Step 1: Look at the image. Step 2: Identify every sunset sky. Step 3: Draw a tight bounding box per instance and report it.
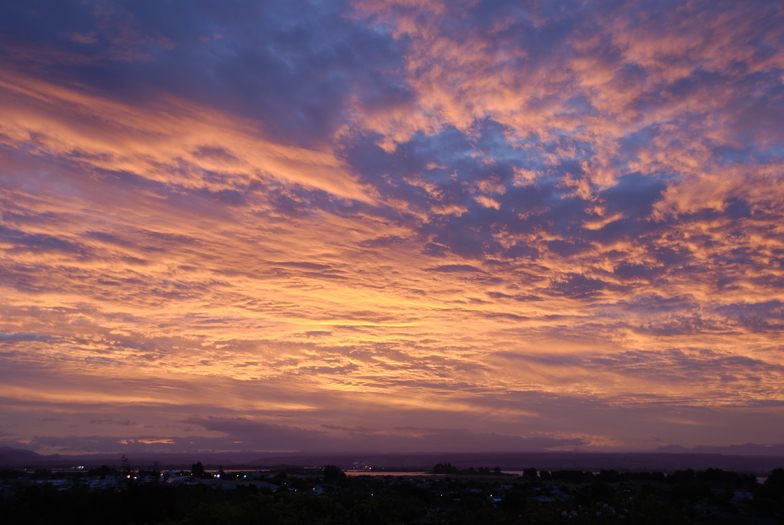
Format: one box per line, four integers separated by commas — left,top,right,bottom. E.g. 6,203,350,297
1,0,784,457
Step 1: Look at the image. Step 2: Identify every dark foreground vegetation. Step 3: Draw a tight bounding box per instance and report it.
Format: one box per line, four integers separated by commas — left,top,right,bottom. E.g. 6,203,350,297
1,465,783,524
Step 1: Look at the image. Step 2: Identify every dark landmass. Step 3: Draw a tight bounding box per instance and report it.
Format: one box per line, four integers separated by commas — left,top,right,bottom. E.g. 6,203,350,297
250,452,784,474
3,446,784,474
655,444,784,456
0,448,781,476
2,463,783,524
0,447,262,469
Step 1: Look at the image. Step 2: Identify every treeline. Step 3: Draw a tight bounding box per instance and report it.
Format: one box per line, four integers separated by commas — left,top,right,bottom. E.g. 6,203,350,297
432,463,502,475
520,467,759,487
1,466,782,524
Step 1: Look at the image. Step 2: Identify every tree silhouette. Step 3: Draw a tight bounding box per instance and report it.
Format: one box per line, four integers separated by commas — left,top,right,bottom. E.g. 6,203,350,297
151,461,161,478
191,461,205,478
433,463,458,474
323,464,345,482
121,455,132,478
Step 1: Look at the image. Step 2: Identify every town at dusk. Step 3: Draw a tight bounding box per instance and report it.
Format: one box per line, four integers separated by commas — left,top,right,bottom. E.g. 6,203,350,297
1,0,784,463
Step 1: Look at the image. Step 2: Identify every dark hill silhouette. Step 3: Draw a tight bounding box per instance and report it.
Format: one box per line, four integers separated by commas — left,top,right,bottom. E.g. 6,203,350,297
655,443,784,456
247,451,784,474
0,447,262,468
2,445,783,473
0,446,44,466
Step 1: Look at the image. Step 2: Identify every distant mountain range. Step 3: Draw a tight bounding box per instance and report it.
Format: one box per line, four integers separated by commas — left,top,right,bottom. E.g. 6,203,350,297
0,447,44,466
653,443,784,456
2,445,784,474
0,447,263,469
246,450,784,474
